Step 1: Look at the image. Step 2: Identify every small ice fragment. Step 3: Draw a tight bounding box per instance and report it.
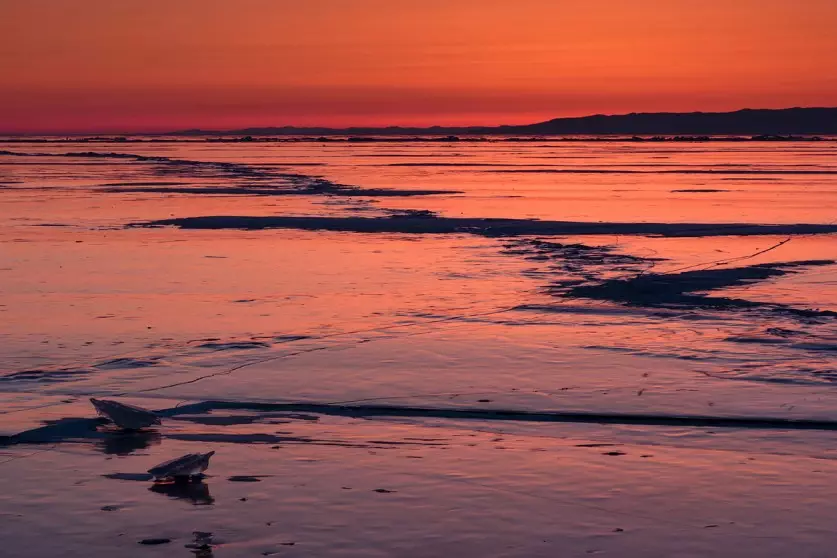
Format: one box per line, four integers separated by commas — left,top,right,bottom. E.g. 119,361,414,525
148,451,215,481
90,398,161,430
138,538,171,545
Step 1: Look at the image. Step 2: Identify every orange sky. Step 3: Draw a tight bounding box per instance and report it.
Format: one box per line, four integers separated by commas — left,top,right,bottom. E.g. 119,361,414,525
1,0,836,133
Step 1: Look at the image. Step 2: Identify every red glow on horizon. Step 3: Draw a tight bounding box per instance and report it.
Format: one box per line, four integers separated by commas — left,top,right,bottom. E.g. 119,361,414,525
2,0,836,133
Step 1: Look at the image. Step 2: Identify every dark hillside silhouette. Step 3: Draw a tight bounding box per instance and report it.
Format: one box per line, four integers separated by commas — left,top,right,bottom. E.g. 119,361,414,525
173,107,837,136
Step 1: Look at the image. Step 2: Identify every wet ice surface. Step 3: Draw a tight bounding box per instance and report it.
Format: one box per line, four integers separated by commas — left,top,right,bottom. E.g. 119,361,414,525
1,139,837,556
7,411,837,558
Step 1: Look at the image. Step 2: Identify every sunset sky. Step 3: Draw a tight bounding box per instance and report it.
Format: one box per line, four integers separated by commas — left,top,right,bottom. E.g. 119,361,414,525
1,0,836,133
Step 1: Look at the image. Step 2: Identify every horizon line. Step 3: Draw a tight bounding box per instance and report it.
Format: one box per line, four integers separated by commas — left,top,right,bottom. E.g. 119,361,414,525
2,105,836,137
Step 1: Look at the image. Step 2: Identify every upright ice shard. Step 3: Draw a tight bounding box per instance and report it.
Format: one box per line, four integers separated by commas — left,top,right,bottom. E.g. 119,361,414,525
148,451,216,481
90,398,162,430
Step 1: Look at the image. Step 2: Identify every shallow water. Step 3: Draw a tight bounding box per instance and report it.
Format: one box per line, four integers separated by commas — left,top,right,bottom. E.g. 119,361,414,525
1,139,836,556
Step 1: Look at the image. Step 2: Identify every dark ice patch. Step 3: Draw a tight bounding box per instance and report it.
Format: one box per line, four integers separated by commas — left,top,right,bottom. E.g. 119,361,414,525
561,260,836,318
135,215,837,238
94,357,161,370
0,368,90,384
197,341,271,351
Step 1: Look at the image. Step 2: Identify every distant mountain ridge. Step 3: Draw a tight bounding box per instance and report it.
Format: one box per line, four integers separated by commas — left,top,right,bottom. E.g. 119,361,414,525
174,107,837,136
